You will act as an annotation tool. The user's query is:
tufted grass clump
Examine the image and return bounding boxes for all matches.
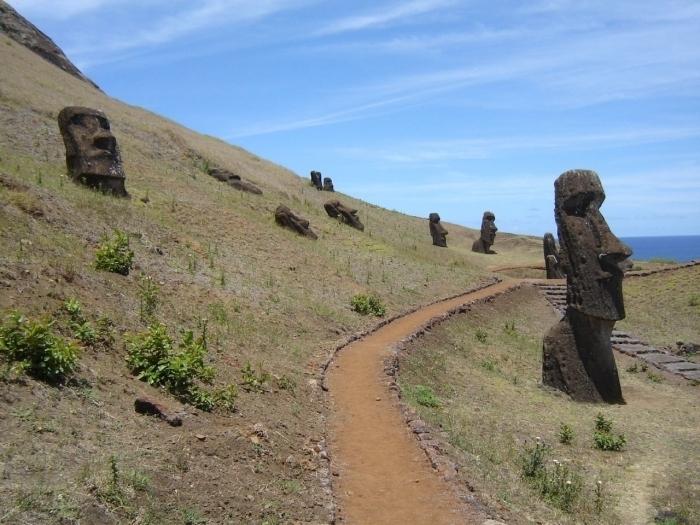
[95,229,134,275]
[350,293,386,317]
[126,323,234,411]
[410,384,441,407]
[0,311,80,383]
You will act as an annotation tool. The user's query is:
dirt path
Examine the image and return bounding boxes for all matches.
[327,280,517,524]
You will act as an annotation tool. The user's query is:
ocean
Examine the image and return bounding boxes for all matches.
[621,235,700,263]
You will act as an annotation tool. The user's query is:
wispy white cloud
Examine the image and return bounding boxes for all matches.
[314,0,457,36]
[11,0,138,19]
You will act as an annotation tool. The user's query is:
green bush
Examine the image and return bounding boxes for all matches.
[411,384,440,407]
[559,423,574,445]
[126,324,220,410]
[350,293,386,316]
[63,299,97,346]
[241,362,270,392]
[95,230,134,275]
[593,413,626,451]
[594,413,613,433]
[0,311,80,383]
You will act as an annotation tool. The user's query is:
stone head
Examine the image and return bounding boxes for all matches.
[480,211,497,244]
[554,169,632,320]
[543,232,557,255]
[429,213,440,223]
[57,106,127,196]
[428,212,447,247]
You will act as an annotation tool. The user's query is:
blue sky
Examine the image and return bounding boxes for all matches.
[13,0,700,236]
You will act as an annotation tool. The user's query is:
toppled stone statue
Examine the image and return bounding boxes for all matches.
[207,167,262,195]
[471,211,497,253]
[323,177,334,192]
[428,213,448,247]
[324,200,364,231]
[310,171,323,190]
[57,107,128,196]
[542,169,632,404]
[274,205,318,239]
[543,232,565,279]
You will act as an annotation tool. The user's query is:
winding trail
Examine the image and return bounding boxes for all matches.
[327,280,517,524]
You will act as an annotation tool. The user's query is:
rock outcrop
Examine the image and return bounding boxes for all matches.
[0,1,100,90]
[542,169,632,403]
[57,106,128,196]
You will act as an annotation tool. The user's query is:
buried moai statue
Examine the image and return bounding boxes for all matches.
[542,169,632,404]
[274,205,318,240]
[323,177,334,192]
[324,200,364,231]
[57,106,128,196]
[428,213,448,247]
[207,167,262,195]
[543,232,565,279]
[310,171,323,190]
[471,211,497,253]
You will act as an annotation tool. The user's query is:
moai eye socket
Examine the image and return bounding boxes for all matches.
[563,191,595,217]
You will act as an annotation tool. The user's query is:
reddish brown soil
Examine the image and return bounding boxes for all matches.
[327,280,516,524]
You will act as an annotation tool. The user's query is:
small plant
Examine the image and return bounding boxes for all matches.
[0,312,80,383]
[593,413,626,451]
[594,480,605,515]
[689,294,699,307]
[350,293,386,317]
[626,363,639,373]
[503,320,517,335]
[475,328,488,343]
[63,299,97,346]
[182,507,206,525]
[138,275,159,322]
[275,374,296,392]
[480,358,497,372]
[212,384,238,411]
[411,384,440,408]
[559,423,574,445]
[521,437,549,478]
[646,371,663,383]
[241,362,270,392]
[95,230,134,275]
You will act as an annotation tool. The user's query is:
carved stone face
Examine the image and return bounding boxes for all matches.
[554,170,632,320]
[428,213,448,247]
[480,211,497,245]
[543,233,558,256]
[57,106,127,196]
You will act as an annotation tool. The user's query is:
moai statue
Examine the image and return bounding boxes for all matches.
[471,211,497,253]
[310,171,323,190]
[428,213,448,247]
[542,170,632,404]
[543,232,565,279]
[274,205,318,240]
[323,177,334,192]
[57,106,128,196]
[324,200,364,231]
[208,167,262,195]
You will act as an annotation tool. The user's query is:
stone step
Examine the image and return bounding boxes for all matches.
[680,369,700,381]
[662,361,700,373]
[640,353,686,365]
[613,344,659,356]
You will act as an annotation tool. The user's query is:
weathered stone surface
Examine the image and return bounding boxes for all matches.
[57,107,128,196]
[471,211,497,254]
[274,205,318,239]
[640,353,684,365]
[134,397,182,426]
[662,361,700,373]
[542,170,632,404]
[310,170,323,190]
[324,200,364,231]
[428,213,448,247]
[207,167,262,194]
[0,1,100,90]
[543,232,565,278]
[323,177,334,192]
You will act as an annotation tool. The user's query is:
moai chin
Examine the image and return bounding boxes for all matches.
[428,213,448,247]
[57,106,128,196]
[543,232,565,279]
[324,200,364,231]
[310,171,323,190]
[542,169,632,403]
[471,211,497,253]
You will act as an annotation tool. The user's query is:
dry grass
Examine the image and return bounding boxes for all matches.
[398,285,700,525]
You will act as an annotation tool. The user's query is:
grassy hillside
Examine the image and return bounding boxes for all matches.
[0,33,545,523]
[398,286,700,525]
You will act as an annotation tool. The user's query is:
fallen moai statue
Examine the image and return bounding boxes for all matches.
[428,213,448,247]
[57,106,128,196]
[542,169,632,404]
[324,200,364,231]
[274,205,318,239]
[543,232,565,279]
[471,211,497,253]
[208,167,262,195]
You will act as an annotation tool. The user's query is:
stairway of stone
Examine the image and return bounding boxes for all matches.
[533,281,700,382]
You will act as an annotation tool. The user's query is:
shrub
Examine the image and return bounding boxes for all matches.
[594,413,613,433]
[126,324,218,410]
[63,299,97,346]
[559,423,574,445]
[593,413,626,451]
[95,230,134,275]
[241,362,270,392]
[0,311,79,383]
[350,293,386,316]
[411,384,440,408]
